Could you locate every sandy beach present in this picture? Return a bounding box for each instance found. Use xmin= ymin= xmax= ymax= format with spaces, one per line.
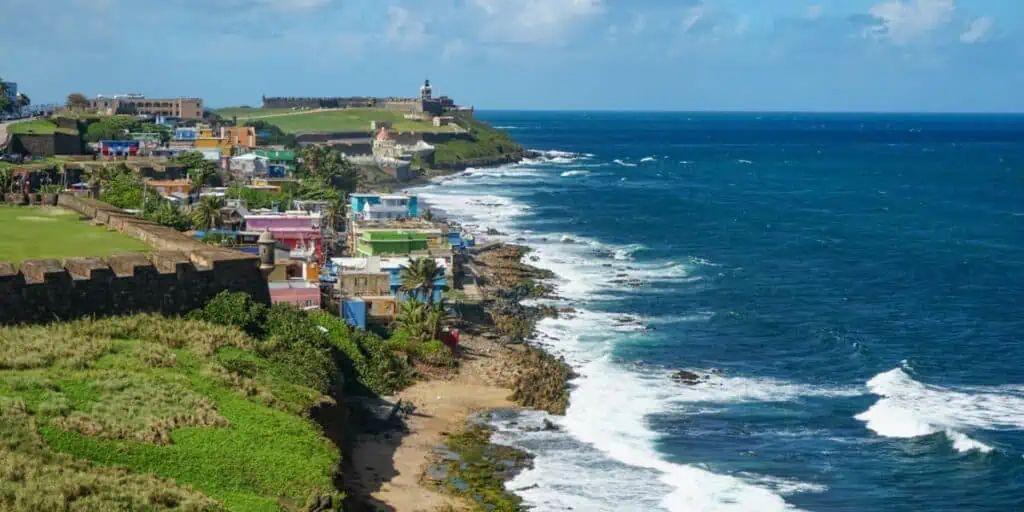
xmin=345 ymin=331 xmax=526 ymax=511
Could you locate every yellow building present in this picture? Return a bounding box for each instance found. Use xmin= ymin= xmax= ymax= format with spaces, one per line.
xmin=194 ymin=137 xmax=234 ymax=156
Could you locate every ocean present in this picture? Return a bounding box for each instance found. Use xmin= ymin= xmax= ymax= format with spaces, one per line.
xmin=410 ymin=111 xmax=1024 ymax=511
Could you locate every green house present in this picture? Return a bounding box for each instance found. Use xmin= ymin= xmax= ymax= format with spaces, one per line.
xmin=254 ymin=149 xmax=297 ymax=171
xmin=357 ymin=231 xmax=429 ymax=256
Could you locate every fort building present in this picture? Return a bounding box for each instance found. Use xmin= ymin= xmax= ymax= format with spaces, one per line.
xmin=90 ymin=94 xmax=204 ymax=120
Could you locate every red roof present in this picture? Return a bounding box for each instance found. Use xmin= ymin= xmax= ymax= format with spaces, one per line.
xmin=376 ymin=128 xmax=391 ymax=141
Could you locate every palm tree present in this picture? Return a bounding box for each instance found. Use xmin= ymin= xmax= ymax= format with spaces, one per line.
xmin=322 ymin=196 xmax=344 ymax=232
xmin=400 ymin=257 xmax=443 ymax=304
xmin=0 ymin=169 xmax=12 ymax=194
xmin=422 ymin=208 xmax=435 ymax=222
xmin=15 ymin=93 xmax=30 ymax=110
xmin=396 ymin=299 xmax=450 ymax=343
xmin=190 ymin=195 xmax=223 ymax=232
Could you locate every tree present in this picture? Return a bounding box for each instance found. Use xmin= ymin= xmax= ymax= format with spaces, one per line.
xmin=400 ymin=257 xmax=443 ymax=304
xmin=191 ymin=195 xmax=224 ymax=231
xmin=422 ymin=208 xmax=434 ymax=222
xmin=174 ymin=151 xmax=220 ymax=188
xmin=395 ymin=299 xmax=450 ymax=344
xmin=85 ymin=116 xmax=137 ymax=142
xmin=322 ymin=196 xmax=344 ymax=232
xmin=99 ymin=168 xmax=145 ymax=209
xmin=66 ymin=92 xmax=90 ymax=110
xmin=135 ymin=122 xmax=172 ymax=144
xmin=15 ymin=93 xmax=30 ymax=111
xmin=0 ymin=79 xmax=10 ymax=113
xmin=0 ymin=169 xmax=12 ymax=194
xmin=145 ymin=200 xmax=192 ymax=231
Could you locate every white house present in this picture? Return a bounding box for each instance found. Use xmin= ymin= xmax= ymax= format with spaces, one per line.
xmin=229 ymin=153 xmax=270 ymax=175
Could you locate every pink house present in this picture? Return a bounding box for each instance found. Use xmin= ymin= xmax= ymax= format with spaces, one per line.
xmin=245 ymin=212 xmax=323 ymax=259
xmin=268 ymin=281 xmax=321 ymax=310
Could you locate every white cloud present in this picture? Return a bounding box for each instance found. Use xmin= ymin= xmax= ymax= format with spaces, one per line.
xmin=867 ymin=0 xmax=956 ymax=44
xmin=960 ymin=16 xmax=993 ymax=44
xmin=387 ymin=6 xmax=430 ymax=50
xmin=471 ymin=0 xmax=604 ymax=45
xmin=681 ymin=4 xmax=705 ymax=34
xmin=442 ymin=39 xmax=468 ymax=61
xmin=806 ymin=4 xmax=824 ymax=20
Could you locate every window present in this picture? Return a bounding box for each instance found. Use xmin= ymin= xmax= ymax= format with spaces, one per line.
xmin=305 ymin=300 xmax=313 ymax=307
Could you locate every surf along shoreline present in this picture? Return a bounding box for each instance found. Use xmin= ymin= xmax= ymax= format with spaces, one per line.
xmin=344 ymin=156 xmax=575 ymax=512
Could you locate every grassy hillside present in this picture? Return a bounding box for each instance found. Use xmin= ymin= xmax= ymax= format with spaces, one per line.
xmin=0 ymin=313 xmax=342 ymax=511
xmin=432 ymin=116 xmax=525 ymax=169
xmin=215 ymin=107 xmax=461 ymax=134
xmin=7 ymin=119 xmax=79 ymax=136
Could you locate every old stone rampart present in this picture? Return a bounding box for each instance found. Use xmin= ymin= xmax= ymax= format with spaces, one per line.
xmin=0 ymin=195 xmax=270 ymax=326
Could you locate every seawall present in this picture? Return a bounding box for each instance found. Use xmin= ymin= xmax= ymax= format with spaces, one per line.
xmin=0 ymin=195 xmax=270 ymax=326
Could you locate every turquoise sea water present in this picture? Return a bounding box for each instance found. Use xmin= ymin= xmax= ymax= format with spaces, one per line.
xmin=412 ymin=112 xmax=1024 ymax=511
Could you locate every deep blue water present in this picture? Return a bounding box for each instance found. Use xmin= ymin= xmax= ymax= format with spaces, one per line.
xmin=414 ymin=111 xmax=1024 ymax=511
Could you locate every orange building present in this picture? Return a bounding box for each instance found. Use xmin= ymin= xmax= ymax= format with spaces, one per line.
xmin=221 ymin=126 xmax=257 ymax=149
xmin=147 ymin=179 xmax=192 ymax=195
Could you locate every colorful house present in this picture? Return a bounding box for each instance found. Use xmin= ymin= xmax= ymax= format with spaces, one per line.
xmin=244 ymin=211 xmax=323 ymax=258
xmin=268 ymin=281 xmax=321 ymax=310
xmin=356 ymin=231 xmax=429 ymax=256
xmin=221 ymin=126 xmax=257 ymax=149
xmin=99 ymin=140 xmax=140 ymax=158
xmin=350 ymin=193 xmax=419 ymax=221
xmin=174 ymin=127 xmax=198 ymax=141
xmin=254 ymin=149 xmax=297 ymax=171
xmin=146 ymin=179 xmax=192 ymax=195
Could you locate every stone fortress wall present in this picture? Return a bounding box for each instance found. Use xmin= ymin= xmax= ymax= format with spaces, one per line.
xmin=0 ymin=195 xmax=270 ymax=326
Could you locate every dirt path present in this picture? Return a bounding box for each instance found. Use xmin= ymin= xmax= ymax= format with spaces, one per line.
xmin=347 ymin=334 xmax=521 ymax=512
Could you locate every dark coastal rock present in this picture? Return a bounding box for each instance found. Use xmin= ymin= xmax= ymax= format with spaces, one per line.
xmin=542 ymin=419 xmax=560 ymax=431
xmin=486 ymin=228 xmax=506 ymax=236
xmin=672 ymin=370 xmax=704 ymax=385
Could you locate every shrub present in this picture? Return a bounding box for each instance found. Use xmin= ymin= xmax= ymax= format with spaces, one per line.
xmin=410 ymin=340 xmax=457 ymax=369
xmin=309 ymin=312 xmax=415 ymax=396
xmin=190 ymin=291 xmax=267 ymax=336
xmin=262 ymin=305 xmax=337 ymax=395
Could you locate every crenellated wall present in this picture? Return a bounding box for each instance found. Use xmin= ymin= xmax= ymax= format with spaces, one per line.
xmin=0 ymin=195 xmax=271 ymax=326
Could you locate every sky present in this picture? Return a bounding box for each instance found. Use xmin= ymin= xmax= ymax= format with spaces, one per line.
xmin=2 ymin=0 xmax=1023 ymax=112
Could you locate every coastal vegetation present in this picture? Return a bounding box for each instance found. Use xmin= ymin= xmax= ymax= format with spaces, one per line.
xmin=424 ymin=424 xmax=531 ymax=512
xmin=0 ymin=312 xmax=342 ymax=511
xmin=0 ymin=205 xmax=149 ymax=264
xmin=432 ymin=116 xmax=524 ymax=170
xmin=215 ymin=107 xmax=460 ymax=134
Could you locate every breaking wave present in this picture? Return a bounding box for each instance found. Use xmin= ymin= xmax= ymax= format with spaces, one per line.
xmin=855 ymin=368 xmax=1024 ymax=453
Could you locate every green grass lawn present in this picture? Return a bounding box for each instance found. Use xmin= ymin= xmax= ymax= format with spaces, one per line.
xmin=216 ymin=107 xmax=462 ymax=134
xmin=0 ymin=315 xmax=341 ymax=511
xmin=6 ymin=119 xmax=79 ymax=136
xmin=0 ymin=206 xmax=150 ymax=265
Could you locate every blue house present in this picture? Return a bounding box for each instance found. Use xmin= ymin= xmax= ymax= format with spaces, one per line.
xmin=174 ymin=127 xmax=198 ymax=141
xmin=381 ymin=258 xmax=447 ymax=302
xmin=350 ymin=193 xmax=419 ymax=221
xmin=342 ymin=299 xmax=367 ymax=330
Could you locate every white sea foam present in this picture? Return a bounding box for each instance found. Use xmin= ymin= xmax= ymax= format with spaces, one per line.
xmin=561 ymin=170 xmax=591 ymax=177
xmin=411 ymin=165 xmax=815 ymax=511
xmin=855 ymin=368 xmax=1024 ymax=453
xmin=640 ymin=156 xmax=657 ymax=163
xmin=515 ymin=311 xmax=807 ymax=512
xmin=737 ymin=159 xmax=753 ymax=164
xmin=672 ymin=374 xmax=863 ymax=405
xmin=614 ymin=159 xmax=638 ymax=167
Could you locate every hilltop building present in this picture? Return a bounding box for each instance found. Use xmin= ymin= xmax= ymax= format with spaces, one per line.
xmin=262 ymin=79 xmax=466 ymax=117
xmin=90 ymin=94 xmax=203 ymax=120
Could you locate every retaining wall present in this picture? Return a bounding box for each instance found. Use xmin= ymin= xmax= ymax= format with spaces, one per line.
xmin=0 ymin=195 xmax=270 ymax=326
